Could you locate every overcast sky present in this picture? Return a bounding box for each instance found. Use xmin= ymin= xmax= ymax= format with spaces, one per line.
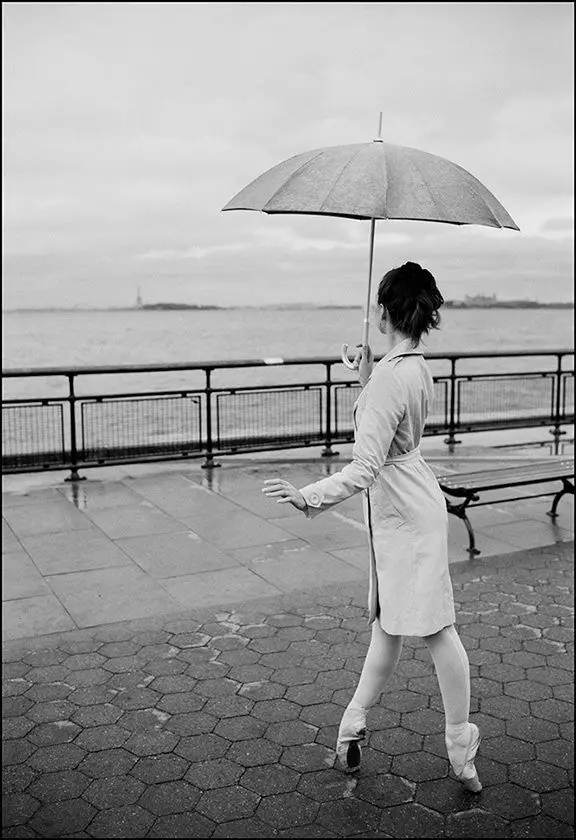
xmin=2 ymin=2 xmax=574 ymax=309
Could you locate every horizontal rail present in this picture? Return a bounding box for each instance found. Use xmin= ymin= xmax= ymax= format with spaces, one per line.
xmin=2 ymin=348 xmax=574 ymax=378
xmin=2 ymin=350 xmax=574 ymax=478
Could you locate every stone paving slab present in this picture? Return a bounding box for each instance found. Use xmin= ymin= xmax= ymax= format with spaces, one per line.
xmin=2 ymin=541 xmax=573 ymax=838
xmin=3 ymin=458 xmax=573 ymax=643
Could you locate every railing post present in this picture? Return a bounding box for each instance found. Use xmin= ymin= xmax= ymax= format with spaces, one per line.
xmin=549 ymin=352 xmax=566 ymax=455
xmin=64 ymin=374 xmax=85 ymax=482
xmin=321 ymin=362 xmax=339 ymax=457
xmin=202 ymin=367 xmax=221 ymax=469
xmin=443 ymin=357 xmax=461 ymax=453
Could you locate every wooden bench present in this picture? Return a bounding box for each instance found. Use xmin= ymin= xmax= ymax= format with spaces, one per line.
xmin=438 ymin=458 xmax=574 ymax=557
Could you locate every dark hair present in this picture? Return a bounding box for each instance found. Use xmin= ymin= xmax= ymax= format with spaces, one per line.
xmin=377 ymin=261 xmax=444 ymax=345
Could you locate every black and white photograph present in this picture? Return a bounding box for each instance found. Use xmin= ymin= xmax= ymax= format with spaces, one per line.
xmin=2 ymin=3 xmax=574 ymax=838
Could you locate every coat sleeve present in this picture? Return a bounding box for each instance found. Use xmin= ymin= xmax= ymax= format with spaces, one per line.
xmin=299 ymin=365 xmax=405 ymax=518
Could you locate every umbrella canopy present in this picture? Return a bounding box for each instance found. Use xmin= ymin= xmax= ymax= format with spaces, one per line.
xmin=222 ymin=137 xmax=519 ymax=367
xmin=222 ymin=141 xmax=519 ymax=229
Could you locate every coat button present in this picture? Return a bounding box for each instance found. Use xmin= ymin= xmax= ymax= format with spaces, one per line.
xmin=309 ymin=492 xmax=320 ymax=506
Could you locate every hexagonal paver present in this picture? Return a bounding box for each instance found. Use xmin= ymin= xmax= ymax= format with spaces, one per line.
xmin=26 ymin=700 xmax=76 ymax=724
xmin=67 ymin=687 xmax=116 ymax=707
xmin=78 ymin=748 xmax=137 ymax=779
xmin=480 ymin=782 xmax=541 ymax=820
xmin=531 ymin=699 xmax=573 ymax=724
xmin=480 ymin=696 xmax=531 ymax=720
xmin=370 ymin=726 xmax=422 ymax=755
xmin=165 ymin=711 xmax=217 ymax=737
xmin=391 ymin=751 xmax=448 ymax=782
xmin=356 ymin=773 xmax=415 ymax=808
xmin=147 ymin=812 xmax=216 ymax=838
xmin=157 ymin=693 xmax=206 ymax=715
xmin=203 ymin=695 xmax=254 ymax=719
xmin=445 ymin=809 xmax=509 ymax=837
xmin=266 ymin=720 xmax=317 ymax=746
xmin=175 ymin=733 xmax=230 ymax=762
xmin=507 ymin=718 xmax=560 ymax=743
xmin=415 ymin=776 xmax=474 ymax=814
xmin=197 ymin=785 xmax=260 ymax=822
xmin=1 ymin=792 xmax=41 ymax=828
xmin=25 ymin=683 xmax=73 ymax=703
xmin=2 ymin=716 xmax=35 ymax=740
xmin=536 ymin=739 xmax=574 ymax=770
xmin=86 ymin=804 xmax=155 ymax=838
xmin=252 ymin=699 xmax=301 ymax=723
xmin=541 ymin=788 xmax=575 ymax=824
xmin=84 ymin=775 xmax=145 ymax=809
xmin=2 ymin=738 xmax=37 ymax=766
xmin=75 ymin=725 xmax=130 ymax=752
xmin=27 ymin=720 xmax=81 ymax=747
xmin=238 ymin=681 xmax=285 ymax=702
xmin=27 ymin=769 xmax=91 ymax=803
xmin=184 ymin=757 xmax=244 ymax=790
xmin=71 ymin=704 xmax=123 ymax=727
xmin=279 ymin=743 xmax=334 ymax=773
xmin=481 ymin=736 xmax=535 ymax=764
xmin=137 ymin=779 xmax=202 ymax=815
xmin=123 ymin=730 xmax=179 ymax=756
xmin=130 ymin=753 xmax=189 ymax=784
xmin=214 ymin=715 xmax=267 ymax=741
xmin=30 ymin=799 xmax=96 ymax=837
xmin=65 ymin=653 xmax=106 ymax=671
xmin=256 ymin=791 xmax=320 ymax=830
xmin=242 ymin=763 xmax=300 ymax=796
xmin=28 ymin=743 xmax=86 ymax=773
xmin=110 ymin=688 xmax=159 ymax=710
xmin=509 ymin=759 xmax=569 ymax=792
xmin=194 ymin=677 xmax=239 ymax=698
xmin=2 ymin=764 xmax=37 ymax=794
xmin=147 ymin=674 xmax=197 ymax=694
xmin=317 ymin=797 xmax=383 ymax=836
xmin=401 ymin=709 xmax=445 ymax=736
xmin=227 ymin=738 xmax=282 ymax=767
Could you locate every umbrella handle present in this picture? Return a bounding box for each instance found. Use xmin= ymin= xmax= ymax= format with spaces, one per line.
xmin=341 ymin=343 xmax=359 ymax=370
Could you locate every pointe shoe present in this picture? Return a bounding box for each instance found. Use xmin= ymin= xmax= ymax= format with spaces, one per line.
xmin=336 ymin=704 xmax=367 ymax=773
xmin=445 ymin=723 xmax=482 ymax=793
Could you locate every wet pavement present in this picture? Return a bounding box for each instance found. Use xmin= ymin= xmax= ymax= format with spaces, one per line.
xmin=2 ymin=455 xmax=574 ymax=837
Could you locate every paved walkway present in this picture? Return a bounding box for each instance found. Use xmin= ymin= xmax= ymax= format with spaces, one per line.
xmin=2 ymin=455 xmax=574 ymax=837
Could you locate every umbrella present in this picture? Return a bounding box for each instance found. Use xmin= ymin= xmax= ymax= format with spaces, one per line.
xmin=222 ymin=117 xmax=519 ymax=368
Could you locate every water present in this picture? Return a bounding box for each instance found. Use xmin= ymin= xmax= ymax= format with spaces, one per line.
xmin=2 ymin=307 xmax=573 ymax=460
xmin=2 ymin=307 xmax=574 ymax=399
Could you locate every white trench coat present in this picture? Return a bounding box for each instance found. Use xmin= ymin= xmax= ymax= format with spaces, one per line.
xmin=299 ymin=338 xmax=455 ymax=636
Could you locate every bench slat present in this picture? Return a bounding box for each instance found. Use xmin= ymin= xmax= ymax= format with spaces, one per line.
xmin=439 ymin=459 xmax=573 ymax=494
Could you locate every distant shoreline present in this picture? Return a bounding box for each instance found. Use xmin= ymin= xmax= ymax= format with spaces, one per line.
xmin=3 ymin=302 xmax=574 ymax=313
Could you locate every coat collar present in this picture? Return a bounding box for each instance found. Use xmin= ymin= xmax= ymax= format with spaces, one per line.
xmin=381 ymin=337 xmax=424 ymax=363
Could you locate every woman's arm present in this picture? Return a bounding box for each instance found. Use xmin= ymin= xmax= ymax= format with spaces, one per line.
xmin=298 ymin=364 xmax=405 ymax=517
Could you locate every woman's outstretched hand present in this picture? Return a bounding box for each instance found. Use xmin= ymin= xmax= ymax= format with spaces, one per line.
xmin=353 ymin=344 xmax=374 ymax=387
xmin=262 ymin=479 xmax=307 ymax=512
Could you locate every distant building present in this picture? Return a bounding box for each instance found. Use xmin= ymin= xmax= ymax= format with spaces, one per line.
xmin=463 ymin=293 xmax=498 ymax=307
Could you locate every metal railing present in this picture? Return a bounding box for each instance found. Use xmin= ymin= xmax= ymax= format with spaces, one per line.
xmin=2 ymin=350 xmax=574 ymax=480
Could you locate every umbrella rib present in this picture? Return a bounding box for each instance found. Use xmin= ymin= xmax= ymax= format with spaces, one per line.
xmin=409 ymin=154 xmax=502 ymax=228
xmin=264 ymin=149 xmax=328 ymax=209
xmin=317 ymin=145 xmax=371 ymax=213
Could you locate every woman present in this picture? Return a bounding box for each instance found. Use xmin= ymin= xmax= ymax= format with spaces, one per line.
xmin=262 ymin=262 xmax=481 ymax=793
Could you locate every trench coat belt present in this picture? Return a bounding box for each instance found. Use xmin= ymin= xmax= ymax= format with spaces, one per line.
xmin=384 ymin=446 xmax=422 ymax=467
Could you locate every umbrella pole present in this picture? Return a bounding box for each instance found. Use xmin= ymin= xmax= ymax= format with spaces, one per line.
xmin=362 ymin=218 xmax=376 ymax=350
